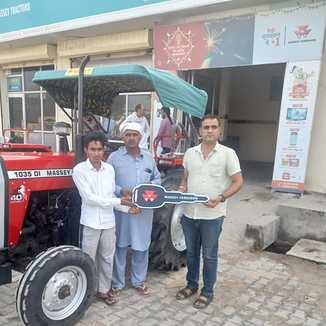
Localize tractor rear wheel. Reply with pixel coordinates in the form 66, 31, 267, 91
16, 246, 96, 326
150, 169, 187, 270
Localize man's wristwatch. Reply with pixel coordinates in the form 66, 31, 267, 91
219, 194, 226, 202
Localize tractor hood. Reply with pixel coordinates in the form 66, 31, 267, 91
33, 64, 208, 118
0, 152, 75, 171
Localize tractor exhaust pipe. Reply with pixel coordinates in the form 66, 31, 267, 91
76, 55, 90, 164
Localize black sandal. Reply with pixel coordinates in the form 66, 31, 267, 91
193, 295, 212, 309
176, 287, 198, 300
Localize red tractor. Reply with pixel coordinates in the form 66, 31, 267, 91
0, 58, 207, 325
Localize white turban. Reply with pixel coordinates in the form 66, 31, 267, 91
120, 122, 142, 135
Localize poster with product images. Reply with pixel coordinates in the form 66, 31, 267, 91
272, 61, 321, 193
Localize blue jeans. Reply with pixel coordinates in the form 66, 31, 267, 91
181, 215, 224, 299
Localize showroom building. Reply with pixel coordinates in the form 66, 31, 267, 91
0, 0, 325, 194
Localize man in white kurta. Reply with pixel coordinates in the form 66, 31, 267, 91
120, 104, 150, 149
108, 123, 161, 296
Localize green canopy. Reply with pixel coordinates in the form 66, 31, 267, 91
33, 64, 208, 118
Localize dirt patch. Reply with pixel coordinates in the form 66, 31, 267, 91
253, 192, 279, 202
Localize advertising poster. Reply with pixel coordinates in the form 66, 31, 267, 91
154, 15, 254, 71
272, 61, 321, 193
253, 3, 326, 64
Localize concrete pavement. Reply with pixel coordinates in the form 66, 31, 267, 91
1, 171, 326, 325
1, 244, 326, 326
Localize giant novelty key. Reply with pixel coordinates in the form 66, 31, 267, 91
132, 184, 209, 209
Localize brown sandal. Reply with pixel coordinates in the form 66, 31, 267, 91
176, 287, 198, 300
193, 295, 212, 309
108, 287, 122, 297
134, 282, 150, 295
96, 292, 119, 306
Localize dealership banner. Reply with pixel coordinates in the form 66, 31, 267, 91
253, 3, 326, 64
0, 0, 230, 42
154, 15, 254, 70
0, 1, 169, 34
272, 61, 321, 193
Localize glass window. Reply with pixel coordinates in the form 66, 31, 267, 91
24, 66, 40, 91
44, 133, 56, 150
111, 95, 126, 121
41, 65, 55, 71
43, 93, 56, 131
25, 93, 41, 130
9, 68, 22, 76
28, 132, 42, 145
127, 94, 151, 121
9, 97, 23, 128
7, 65, 56, 148
8, 76, 22, 92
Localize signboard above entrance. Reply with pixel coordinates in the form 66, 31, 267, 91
253, 3, 326, 64
154, 2, 326, 70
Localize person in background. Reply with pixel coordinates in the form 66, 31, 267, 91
120, 104, 150, 149
154, 106, 174, 154
107, 122, 161, 298
72, 131, 138, 306
101, 112, 126, 139
101, 115, 117, 139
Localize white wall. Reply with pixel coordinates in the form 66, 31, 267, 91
227, 64, 285, 162
305, 56, 326, 193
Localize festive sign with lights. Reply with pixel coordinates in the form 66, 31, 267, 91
154, 15, 254, 70
132, 184, 208, 209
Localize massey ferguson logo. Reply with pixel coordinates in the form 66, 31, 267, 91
288, 24, 316, 45
294, 25, 311, 38
142, 190, 158, 202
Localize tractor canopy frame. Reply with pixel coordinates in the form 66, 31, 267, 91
33, 61, 208, 161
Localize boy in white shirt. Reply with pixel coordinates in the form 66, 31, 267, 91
73, 131, 138, 305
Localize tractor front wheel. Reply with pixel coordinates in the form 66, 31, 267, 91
16, 246, 96, 326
